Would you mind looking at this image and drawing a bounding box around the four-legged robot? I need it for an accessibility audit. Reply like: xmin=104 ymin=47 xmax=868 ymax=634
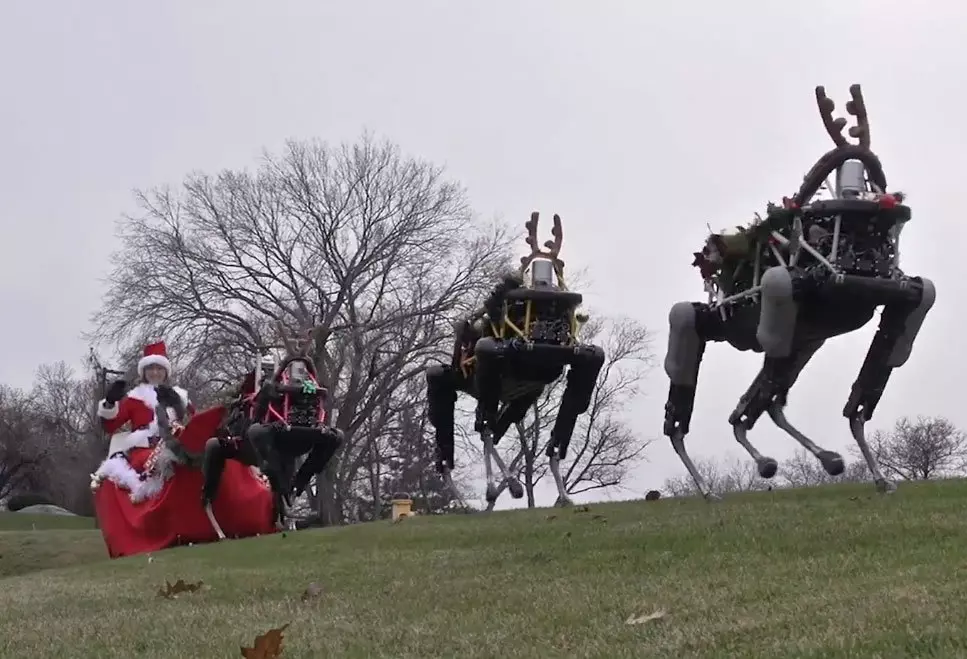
xmin=663 ymin=84 xmax=935 ymax=498
xmin=202 ymin=340 xmax=343 ymax=537
xmin=426 ymin=212 xmax=605 ymax=507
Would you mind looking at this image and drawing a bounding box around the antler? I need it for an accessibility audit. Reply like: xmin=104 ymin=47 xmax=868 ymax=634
xmin=274 ymin=320 xmax=321 ymax=357
xmin=815 ymin=84 xmax=871 ymax=149
xmin=274 ymin=320 xmax=297 ymax=355
xmin=520 ymin=211 xmax=565 ymax=270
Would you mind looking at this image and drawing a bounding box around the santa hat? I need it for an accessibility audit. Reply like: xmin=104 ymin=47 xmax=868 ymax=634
xmin=138 ymin=340 xmax=172 ymax=378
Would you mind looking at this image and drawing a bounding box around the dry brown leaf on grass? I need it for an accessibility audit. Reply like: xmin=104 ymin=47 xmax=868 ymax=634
xmin=301 ymin=582 xmax=323 ymax=602
xmin=157 ymin=578 xmax=205 ymax=599
xmin=241 ymin=623 xmax=290 ymax=658
xmin=625 ymin=610 xmax=667 ymax=625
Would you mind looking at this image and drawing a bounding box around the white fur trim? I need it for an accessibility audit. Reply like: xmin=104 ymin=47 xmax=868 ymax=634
xmin=91 ymin=454 xmax=170 ymax=503
xmin=93 ymin=456 xmax=143 ymax=493
xmin=108 ymin=430 xmax=151 ymax=456
xmin=97 ymin=399 xmax=119 ymax=420
xmin=127 ymin=383 xmax=159 ymax=408
xmin=138 ymin=354 xmax=172 ymax=377
xmin=131 ymin=473 xmax=165 ymax=503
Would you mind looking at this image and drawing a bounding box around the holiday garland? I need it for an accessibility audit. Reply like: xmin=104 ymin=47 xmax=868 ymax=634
xmin=691 ymin=198 xmax=798 ymax=293
xmin=691 ymin=190 xmax=908 ymax=298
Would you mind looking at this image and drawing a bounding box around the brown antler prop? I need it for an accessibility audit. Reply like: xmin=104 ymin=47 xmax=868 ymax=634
xmin=273 ymin=319 xmax=322 ymax=356
xmin=274 ymin=320 xmax=297 ymax=355
xmin=815 ymin=83 xmax=871 ymax=149
xmin=520 ymin=211 xmax=565 ymax=271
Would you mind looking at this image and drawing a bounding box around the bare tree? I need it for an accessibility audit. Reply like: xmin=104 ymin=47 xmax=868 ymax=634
xmin=330 ymin=375 xmax=472 ymax=520
xmin=22 ymin=362 xmax=107 ymax=515
xmin=480 ymin=315 xmax=655 ymax=507
xmin=780 ymin=448 xmax=870 ymax=488
xmin=90 ymin=133 xmax=511 ymax=524
xmin=379 ymin=401 xmax=470 ymax=517
xmin=0 ymin=385 xmax=49 ymax=502
xmin=663 ymin=454 xmax=771 ymax=498
xmin=861 ymin=416 xmax=967 ymax=481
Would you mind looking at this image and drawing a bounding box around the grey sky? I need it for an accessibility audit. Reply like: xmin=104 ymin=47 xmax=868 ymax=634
xmin=2 ymin=1 xmax=964 ymax=507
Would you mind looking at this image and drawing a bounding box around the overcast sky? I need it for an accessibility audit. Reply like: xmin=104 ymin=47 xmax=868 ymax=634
xmin=2 ymin=1 xmax=964 ymax=507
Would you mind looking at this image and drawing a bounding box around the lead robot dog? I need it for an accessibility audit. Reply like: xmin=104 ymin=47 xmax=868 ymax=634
xmin=663 ymin=84 xmax=936 ymax=498
xmin=426 ymin=212 xmax=606 ymax=507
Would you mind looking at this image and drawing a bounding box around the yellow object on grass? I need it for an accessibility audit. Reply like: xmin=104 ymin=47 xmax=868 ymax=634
xmin=391 ymin=497 xmax=413 ymax=522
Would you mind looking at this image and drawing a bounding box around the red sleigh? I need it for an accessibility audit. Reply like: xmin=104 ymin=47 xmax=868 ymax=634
xmin=93 ymin=405 xmax=277 ymax=558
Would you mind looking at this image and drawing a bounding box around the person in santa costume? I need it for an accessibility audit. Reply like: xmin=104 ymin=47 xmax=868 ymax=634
xmin=90 ymin=340 xmax=196 ymax=502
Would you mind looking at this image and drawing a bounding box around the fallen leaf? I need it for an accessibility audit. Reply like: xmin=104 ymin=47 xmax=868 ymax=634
xmin=241 ymin=623 xmax=290 ymax=658
xmin=157 ymin=578 xmax=204 ymax=599
xmin=301 ymin=583 xmax=323 ymax=602
xmin=625 ymin=610 xmax=667 ymax=625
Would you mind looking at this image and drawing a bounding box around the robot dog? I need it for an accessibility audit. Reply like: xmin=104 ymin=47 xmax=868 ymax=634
xmin=201 ymin=326 xmax=344 ymax=536
xmin=663 ymin=84 xmax=936 ymax=498
xmin=426 ymin=212 xmax=606 ymax=507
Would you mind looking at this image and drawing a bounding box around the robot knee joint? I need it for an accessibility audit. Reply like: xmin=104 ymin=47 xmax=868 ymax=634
xmin=426 ymin=364 xmax=449 ymax=384
xmin=665 ymin=301 xmax=710 ymax=385
xmin=916 ymin=276 xmax=937 ymax=312
xmin=474 ymin=336 xmax=501 ymax=359
xmin=886 ymin=276 xmax=936 ymax=368
xmin=204 ymin=436 xmax=222 ymax=454
xmin=760 ymin=266 xmax=793 ymax=298
xmin=668 ymin=301 xmax=698 ymax=333
xmin=579 ymin=344 xmax=605 ymax=369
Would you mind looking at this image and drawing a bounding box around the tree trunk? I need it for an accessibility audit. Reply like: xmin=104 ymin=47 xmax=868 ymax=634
xmin=367 ymin=443 xmax=381 ymax=520
xmin=315 ymin=464 xmax=340 ymax=526
xmin=525 ymin=404 xmax=539 ymax=508
xmin=524 ymin=451 xmax=536 ymax=508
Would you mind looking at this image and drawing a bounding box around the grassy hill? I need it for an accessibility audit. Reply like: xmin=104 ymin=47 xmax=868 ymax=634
xmin=0 ymin=513 xmax=100 ymax=579
xmin=1 ymin=480 xmax=966 ymax=658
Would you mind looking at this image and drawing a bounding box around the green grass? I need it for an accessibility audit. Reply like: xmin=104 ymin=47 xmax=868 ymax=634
xmin=0 ymin=512 xmax=96 ymax=531
xmin=2 ymin=481 xmax=967 ymax=658
xmin=0 ymin=513 xmax=102 ymax=580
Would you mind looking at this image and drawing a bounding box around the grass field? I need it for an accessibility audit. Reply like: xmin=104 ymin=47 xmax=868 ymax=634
xmin=0 ymin=513 xmax=99 ymax=580
xmin=1 ymin=481 xmax=967 ymax=658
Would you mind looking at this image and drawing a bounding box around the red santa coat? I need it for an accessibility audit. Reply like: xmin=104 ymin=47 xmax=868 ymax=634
xmin=93 ymin=383 xmax=197 ymax=503
xmin=97 ymin=383 xmax=195 ymax=456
